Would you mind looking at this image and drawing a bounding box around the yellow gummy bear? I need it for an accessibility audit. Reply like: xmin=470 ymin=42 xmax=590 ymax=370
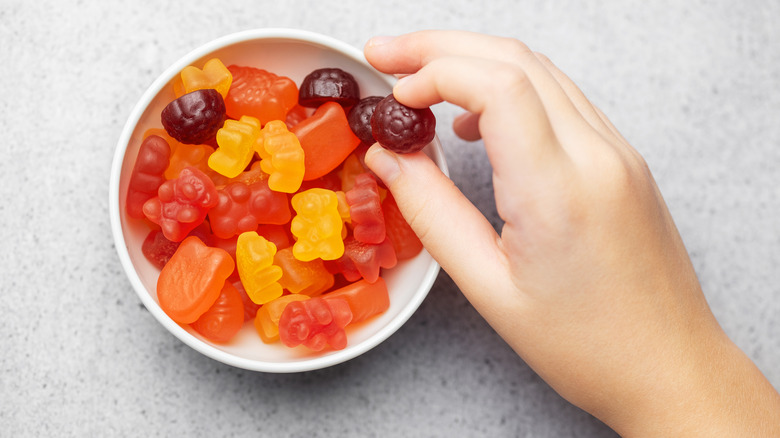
xmin=236 ymin=231 xmax=283 ymax=305
xmin=255 ymin=120 xmax=305 ymax=194
xmin=290 ymin=188 xmax=345 ymax=262
xmin=209 ymin=116 xmax=261 ymax=178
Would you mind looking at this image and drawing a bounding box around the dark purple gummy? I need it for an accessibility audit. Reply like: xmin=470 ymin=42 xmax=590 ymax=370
xmin=298 ymin=68 xmax=360 ymax=108
xmin=370 ymin=95 xmax=436 ymax=154
xmin=161 ymin=89 xmax=226 ymax=145
xmin=347 ymin=96 xmax=384 ymax=144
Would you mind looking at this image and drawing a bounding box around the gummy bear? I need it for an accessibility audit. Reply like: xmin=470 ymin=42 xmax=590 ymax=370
xmin=329 ymin=235 xmax=397 ymax=283
xmin=254 ymin=294 xmax=310 ymax=343
xmin=236 ymin=231 xmax=283 ymax=305
xmin=290 ymin=188 xmax=345 ymax=261
xmin=225 ymin=65 xmax=299 ymax=125
xmin=323 ymin=277 xmax=390 ymax=324
xmin=274 ymin=247 xmax=335 ymax=296
xmin=209 ymin=115 xmax=262 ymax=178
xmin=278 ymin=297 xmax=353 ymax=351
xmin=345 ymin=173 xmax=386 ymax=244
xmin=207 ymin=179 xmax=291 ymax=239
xmin=126 ymin=134 xmax=170 ymax=219
xmin=190 ymin=280 xmax=244 ymax=343
xmin=382 ymin=193 xmax=423 ymax=260
xmin=157 ymin=236 xmax=234 ymax=324
xmin=143 ymin=167 xmax=219 ymax=242
xmin=291 ymin=101 xmax=361 ymax=180
xmin=179 ymin=58 xmax=232 ymax=99
xmin=256 ymin=120 xmax=305 ymax=193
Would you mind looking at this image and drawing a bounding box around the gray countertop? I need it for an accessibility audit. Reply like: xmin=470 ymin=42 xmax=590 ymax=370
xmin=2 ymin=1 xmax=778 ymax=436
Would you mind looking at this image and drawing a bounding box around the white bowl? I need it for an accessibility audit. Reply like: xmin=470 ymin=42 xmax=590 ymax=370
xmin=109 ymin=29 xmax=448 ymax=373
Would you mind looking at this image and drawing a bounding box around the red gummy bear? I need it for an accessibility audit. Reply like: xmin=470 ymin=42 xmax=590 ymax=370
xmin=381 ymin=194 xmax=423 ymax=260
xmin=345 ymin=173 xmax=385 ymax=244
xmin=126 ymin=135 xmax=170 ymax=219
xmin=142 ymin=167 xmax=219 ymax=242
xmin=278 ymin=297 xmax=353 ymax=351
xmin=207 ymin=180 xmax=292 ymax=240
xmin=328 ymin=235 xmax=397 ymax=283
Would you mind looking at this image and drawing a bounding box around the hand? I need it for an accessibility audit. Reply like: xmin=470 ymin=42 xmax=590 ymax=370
xmin=363 ymin=30 xmax=780 ymax=437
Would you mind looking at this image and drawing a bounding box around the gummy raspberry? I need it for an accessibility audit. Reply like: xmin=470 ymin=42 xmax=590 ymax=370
xmin=370 ymin=95 xmax=436 ymax=154
xmin=161 ymin=89 xmax=226 ymax=145
xmin=299 ymin=68 xmax=360 ymax=108
xmin=347 ymin=96 xmax=383 ymax=144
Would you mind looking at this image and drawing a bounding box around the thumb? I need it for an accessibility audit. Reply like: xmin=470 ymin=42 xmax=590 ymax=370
xmin=364 ymin=144 xmax=509 ymax=297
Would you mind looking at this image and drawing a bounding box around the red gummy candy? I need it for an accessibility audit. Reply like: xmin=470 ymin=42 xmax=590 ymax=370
xmin=190 ymin=281 xmax=245 ymax=343
xmin=141 ymin=222 xmax=214 ymax=269
xmin=345 ymin=173 xmax=385 ymax=244
xmin=207 ymin=180 xmax=292 ymax=240
xmin=126 ymin=135 xmax=170 ymax=219
xmin=329 ymin=235 xmax=397 ymax=283
xmin=382 ymin=194 xmax=423 ymax=260
xmin=291 ymin=101 xmax=361 ymax=180
xmin=224 ymin=65 xmax=299 ymax=125
xmin=142 ymin=167 xmax=219 ymax=242
xmin=278 ymin=297 xmax=353 ymax=351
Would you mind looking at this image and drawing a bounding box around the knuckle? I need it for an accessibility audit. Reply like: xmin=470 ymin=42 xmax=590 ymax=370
xmin=498 ymin=37 xmax=533 ymax=59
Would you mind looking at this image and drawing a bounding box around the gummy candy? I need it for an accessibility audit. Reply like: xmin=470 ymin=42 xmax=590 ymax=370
xmin=256 ymin=120 xmax=305 ymax=193
xmin=142 ymin=167 xmax=219 ymax=242
xmin=371 ymin=94 xmax=436 ymax=154
xmin=274 ymin=247 xmax=335 ymax=296
xmin=290 ymin=188 xmax=345 ymax=261
xmin=225 ymin=65 xmax=298 ymax=125
xmin=208 ymin=179 xmax=291 ymax=239
xmin=209 ymin=115 xmax=261 ymax=178
xmin=126 ymin=134 xmax=170 ymax=219
xmin=298 ymin=68 xmax=360 ymax=108
xmin=347 ymin=96 xmax=383 ymax=144
xmin=157 ymin=236 xmax=234 ymax=324
xmin=254 ymin=294 xmax=310 ymax=343
xmin=330 ymin=235 xmax=397 ymax=283
xmin=345 ymin=173 xmax=386 ymax=244
xmin=236 ymin=231 xmax=283 ymax=305
xmin=278 ymin=297 xmax=353 ymax=351
xmin=382 ymin=194 xmax=423 ymax=260
xmin=323 ymin=277 xmax=390 ymax=324
xmin=179 ymin=58 xmax=232 ymax=99
xmin=162 ymin=89 xmax=227 ymax=145
xmin=190 ymin=281 xmax=244 ymax=343
xmin=291 ymin=102 xmax=361 ymax=180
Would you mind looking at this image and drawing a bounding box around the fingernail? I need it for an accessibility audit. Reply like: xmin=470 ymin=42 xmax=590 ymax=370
xmin=366 ymin=35 xmax=396 ymax=48
xmin=364 ymin=144 xmax=401 ymax=184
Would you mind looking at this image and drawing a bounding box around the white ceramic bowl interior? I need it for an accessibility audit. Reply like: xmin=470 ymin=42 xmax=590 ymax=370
xmin=109 ymin=29 xmax=448 ymax=373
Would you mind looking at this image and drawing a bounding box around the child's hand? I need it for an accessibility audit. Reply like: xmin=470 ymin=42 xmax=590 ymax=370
xmin=364 ymin=30 xmax=780 ymax=437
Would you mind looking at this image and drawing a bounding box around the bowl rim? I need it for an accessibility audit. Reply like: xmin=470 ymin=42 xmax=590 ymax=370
xmin=109 ymin=28 xmax=448 ymax=373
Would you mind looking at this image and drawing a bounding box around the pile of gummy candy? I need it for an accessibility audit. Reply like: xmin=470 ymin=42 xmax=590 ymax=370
xmin=125 ymin=58 xmax=436 ymax=352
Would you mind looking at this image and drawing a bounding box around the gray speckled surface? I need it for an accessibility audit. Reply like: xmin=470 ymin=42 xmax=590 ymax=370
xmin=2 ymin=1 xmax=778 ymax=436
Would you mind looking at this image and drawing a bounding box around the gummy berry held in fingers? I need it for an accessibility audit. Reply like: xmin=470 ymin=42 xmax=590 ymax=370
xmin=347 ymin=96 xmax=383 ymax=144
xmin=161 ymin=89 xmax=226 ymax=145
xmin=371 ymin=94 xmax=436 ymax=154
xmin=299 ymin=68 xmax=360 ymax=108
